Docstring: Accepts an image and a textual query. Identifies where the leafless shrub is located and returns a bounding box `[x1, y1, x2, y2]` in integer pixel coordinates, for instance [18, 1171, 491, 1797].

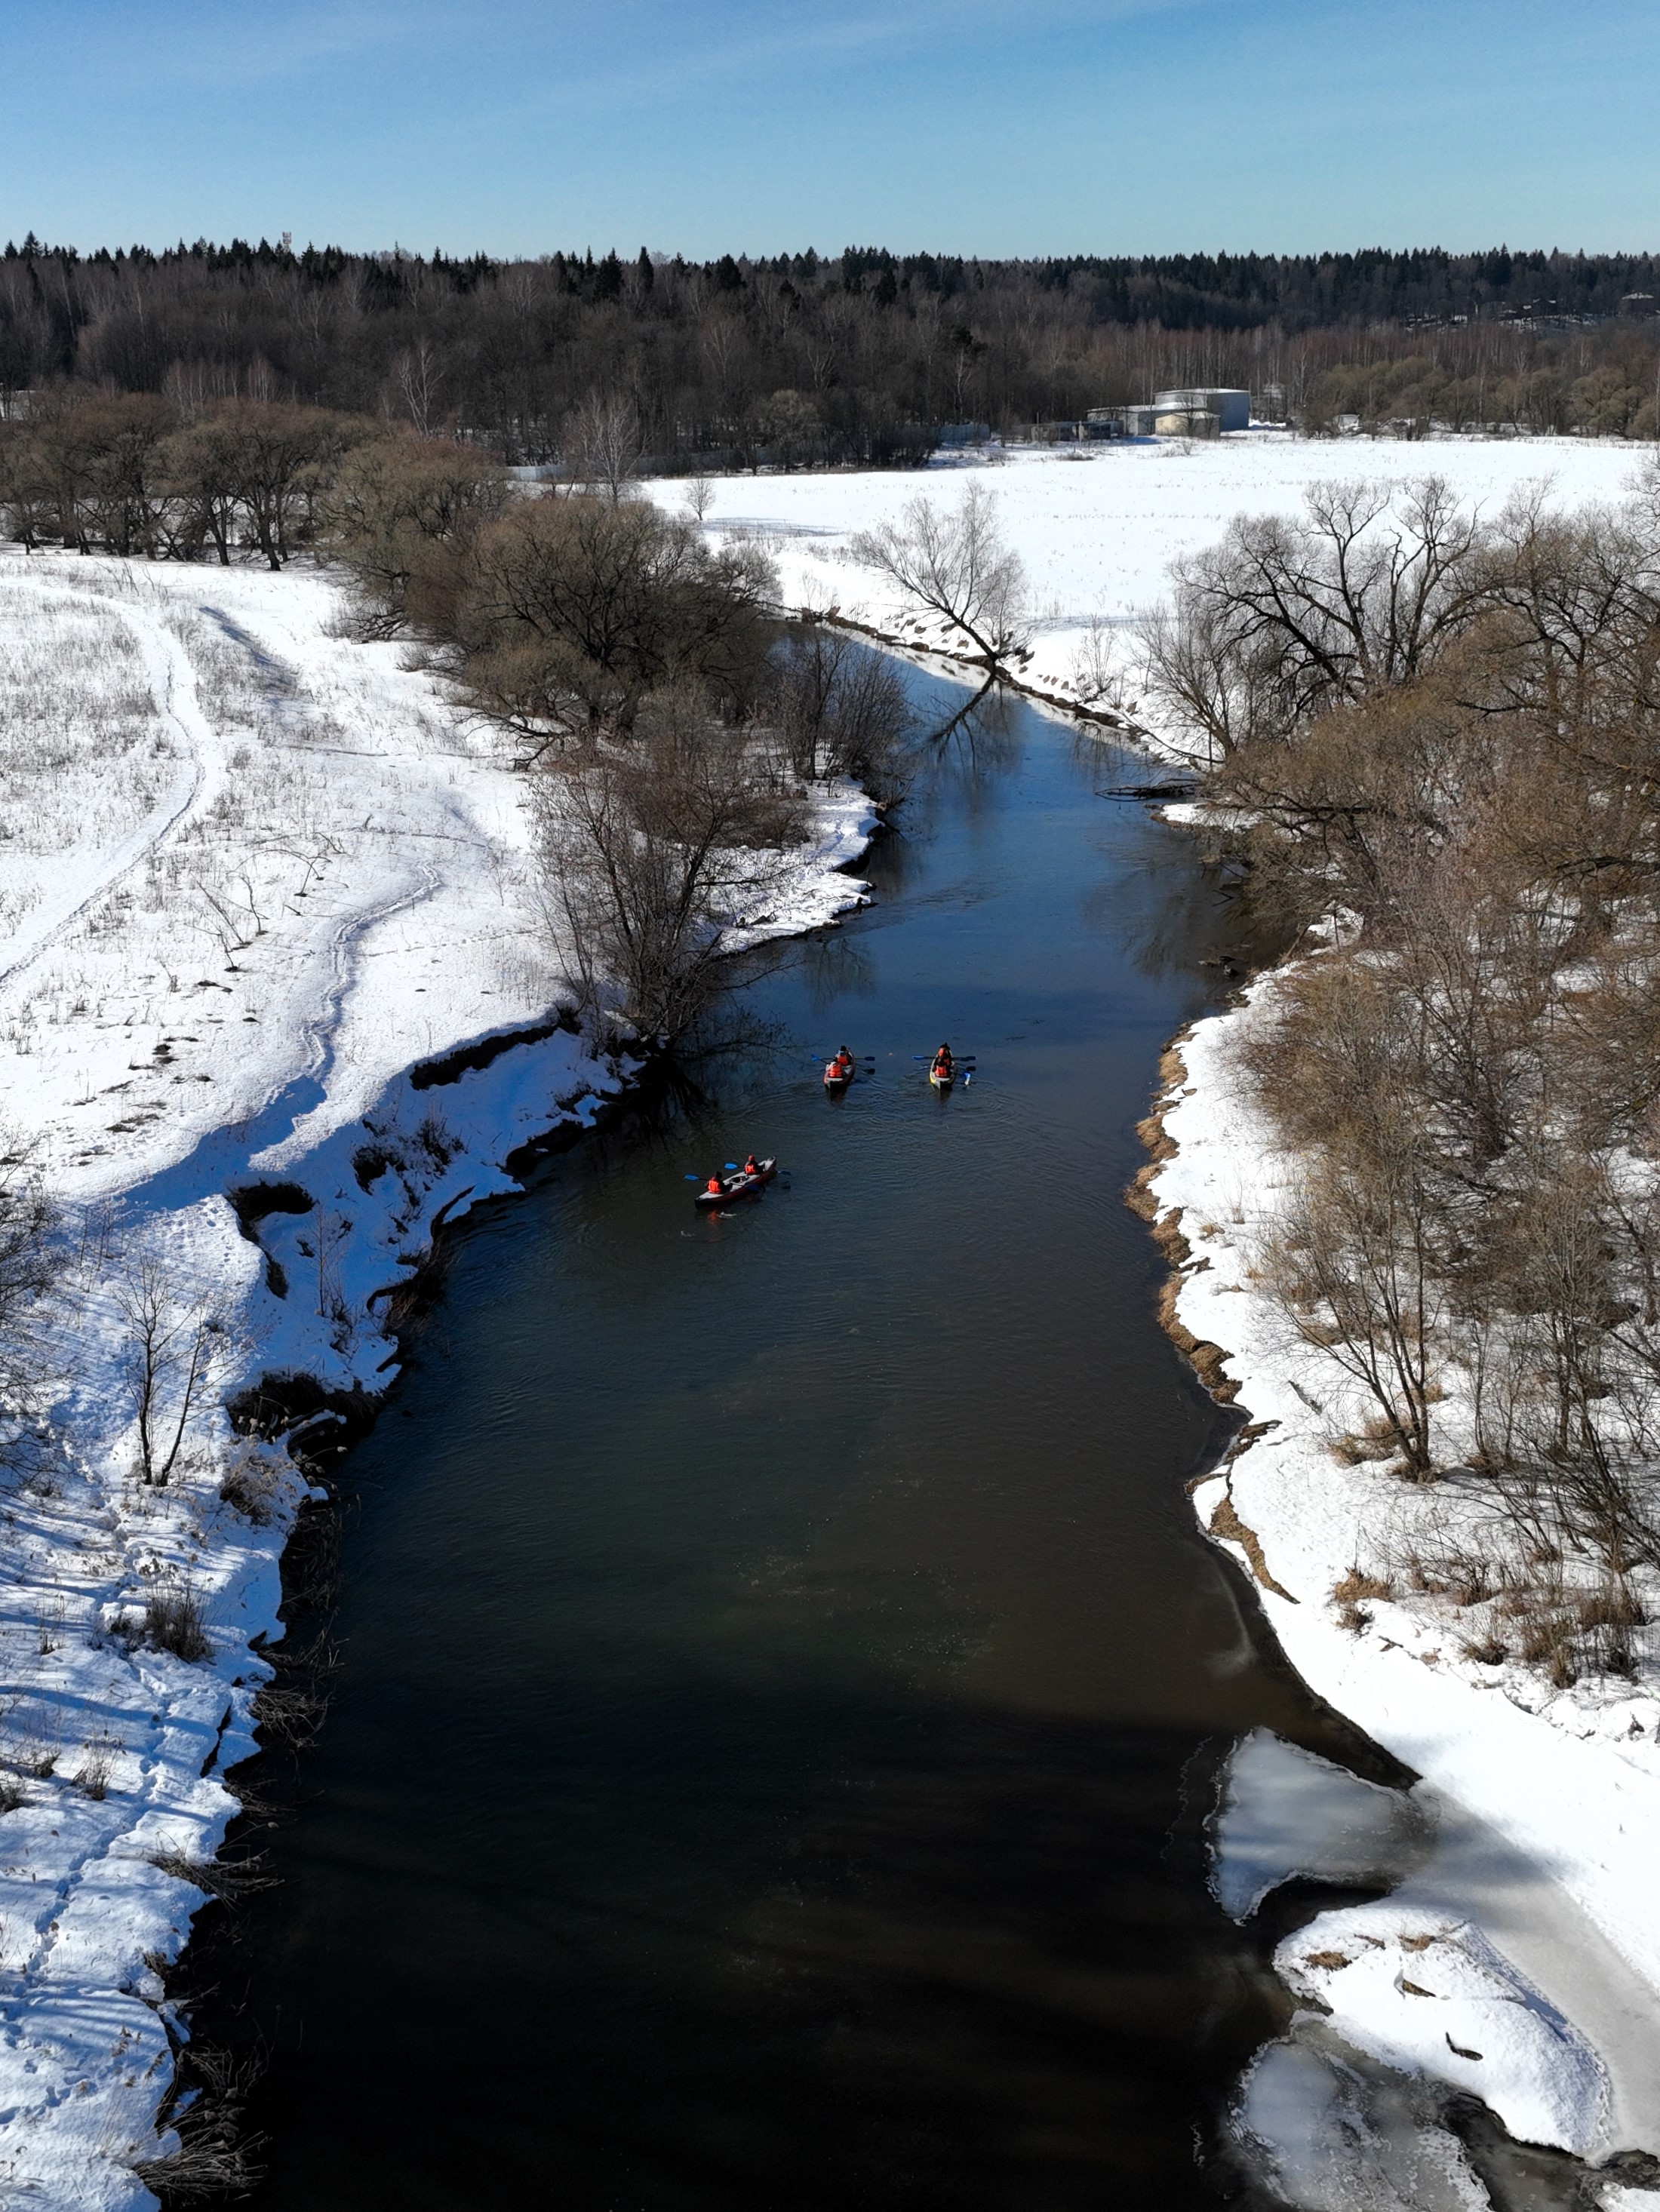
[147, 1849, 278, 1900]
[146, 1585, 211, 1664]
[1068, 615, 1143, 716]
[413, 1112, 460, 1169]
[251, 1631, 342, 1752]
[1332, 1566, 1394, 1604]
[218, 1448, 287, 1527]
[76, 1730, 118, 1800]
[132, 2042, 266, 2204]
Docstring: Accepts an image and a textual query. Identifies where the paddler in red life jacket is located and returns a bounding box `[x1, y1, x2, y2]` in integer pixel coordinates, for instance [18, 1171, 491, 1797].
[741, 1154, 761, 1177]
[931, 1043, 954, 1080]
[706, 1174, 725, 1195]
[835, 1047, 854, 1074]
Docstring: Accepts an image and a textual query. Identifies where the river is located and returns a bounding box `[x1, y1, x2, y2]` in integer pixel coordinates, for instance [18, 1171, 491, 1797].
[197, 663, 1412, 2209]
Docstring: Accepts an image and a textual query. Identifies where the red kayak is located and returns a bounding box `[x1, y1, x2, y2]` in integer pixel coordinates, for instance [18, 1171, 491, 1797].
[694, 1158, 777, 1209]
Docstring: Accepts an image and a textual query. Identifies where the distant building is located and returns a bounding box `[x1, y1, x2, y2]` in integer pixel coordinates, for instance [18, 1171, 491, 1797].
[1152, 386, 1250, 432]
[1154, 407, 1220, 440]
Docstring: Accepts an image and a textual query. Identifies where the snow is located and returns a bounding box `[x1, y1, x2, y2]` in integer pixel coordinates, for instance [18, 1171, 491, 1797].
[1277, 1901, 1606, 2156]
[647, 432, 1646, 736]
[0, 547, 875, 2208]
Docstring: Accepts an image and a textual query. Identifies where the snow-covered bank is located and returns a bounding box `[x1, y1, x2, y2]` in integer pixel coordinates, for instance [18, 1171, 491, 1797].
[1151, 985, 1660, 2178]
[0, 550, 875, 2209]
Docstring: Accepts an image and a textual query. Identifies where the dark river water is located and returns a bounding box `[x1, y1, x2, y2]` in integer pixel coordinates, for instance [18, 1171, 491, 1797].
[201, 667, 1403, 2210]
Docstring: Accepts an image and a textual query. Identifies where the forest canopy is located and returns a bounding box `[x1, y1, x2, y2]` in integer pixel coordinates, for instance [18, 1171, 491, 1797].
[4, 237, 1659, 464]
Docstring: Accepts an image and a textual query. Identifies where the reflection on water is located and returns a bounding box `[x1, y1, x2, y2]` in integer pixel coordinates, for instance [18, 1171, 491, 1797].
[194, 663, 1446, 2209]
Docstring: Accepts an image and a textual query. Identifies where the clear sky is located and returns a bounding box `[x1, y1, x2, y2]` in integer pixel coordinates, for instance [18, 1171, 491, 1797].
[4, 0, 1656, 260]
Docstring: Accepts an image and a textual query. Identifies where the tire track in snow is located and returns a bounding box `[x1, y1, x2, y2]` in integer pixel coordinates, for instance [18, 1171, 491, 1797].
[0, 579, 228, 997]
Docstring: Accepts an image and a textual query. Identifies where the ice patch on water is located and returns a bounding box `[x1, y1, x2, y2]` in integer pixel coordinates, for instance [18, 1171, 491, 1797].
[1210, 1728, 1425, 1920]
[1236, 2032, 1491, 2211]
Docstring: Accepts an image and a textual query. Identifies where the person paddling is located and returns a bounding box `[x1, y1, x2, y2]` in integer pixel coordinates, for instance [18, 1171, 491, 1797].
[706, 1173, 725, 1196]
[931, 1042, 954, 1080]
[740, 1154, 761, 1177]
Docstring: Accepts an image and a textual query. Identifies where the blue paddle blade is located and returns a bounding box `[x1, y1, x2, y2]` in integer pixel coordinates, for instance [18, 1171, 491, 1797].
[684, 1175, 701, 1181]
[724, 1163, 739, 1172]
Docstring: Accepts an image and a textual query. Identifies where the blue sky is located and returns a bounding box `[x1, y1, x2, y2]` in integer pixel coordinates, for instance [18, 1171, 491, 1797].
[3, 0, 1655, 259]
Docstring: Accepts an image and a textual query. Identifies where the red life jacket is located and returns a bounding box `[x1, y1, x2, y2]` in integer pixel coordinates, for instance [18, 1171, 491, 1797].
[706, 1177, 724, 1194]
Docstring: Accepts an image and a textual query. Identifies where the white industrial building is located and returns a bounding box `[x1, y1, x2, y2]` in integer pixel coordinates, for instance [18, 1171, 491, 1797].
[1151, 386, 1251, 432]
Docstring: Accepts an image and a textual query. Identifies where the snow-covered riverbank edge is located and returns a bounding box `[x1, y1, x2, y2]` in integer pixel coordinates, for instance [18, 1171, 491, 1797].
[1140, 980, 1660, 2185]
[0, 550, 878, 2209]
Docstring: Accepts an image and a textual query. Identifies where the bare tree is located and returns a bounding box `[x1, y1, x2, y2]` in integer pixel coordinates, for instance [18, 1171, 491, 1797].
[114, 1254, 229, 1487]
[393, 339, 444, 438]
[850, 481, 1029, 666]
[770, 622, 915, 803]
[537, 689, 806, 1042]
[561, 392, 644, 505]
[324, 431, 506, 637]
[0, 1144, 54, 1397]
[1145, 478, 1490, 760]
[1261, 1144, 1443, 1479]
[441, 493, 776, 754]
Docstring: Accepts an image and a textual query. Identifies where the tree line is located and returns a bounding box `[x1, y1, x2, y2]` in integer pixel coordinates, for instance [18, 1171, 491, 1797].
[1147, 463, 1660, 1682]
[4, 235, 1659, 462]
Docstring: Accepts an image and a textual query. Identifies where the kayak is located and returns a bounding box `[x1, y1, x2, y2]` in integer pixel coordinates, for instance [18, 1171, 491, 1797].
[694, 1158, 777, 1209]
[823, 1061, 854, 1090]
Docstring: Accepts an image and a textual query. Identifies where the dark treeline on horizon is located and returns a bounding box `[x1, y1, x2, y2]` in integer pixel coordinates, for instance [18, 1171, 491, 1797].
[5, 234, 1660, 461]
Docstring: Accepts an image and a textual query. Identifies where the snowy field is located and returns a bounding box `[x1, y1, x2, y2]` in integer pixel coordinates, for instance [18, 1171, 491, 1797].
[0, 549, 873, 2209]
[651, 431, 1647, 729]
